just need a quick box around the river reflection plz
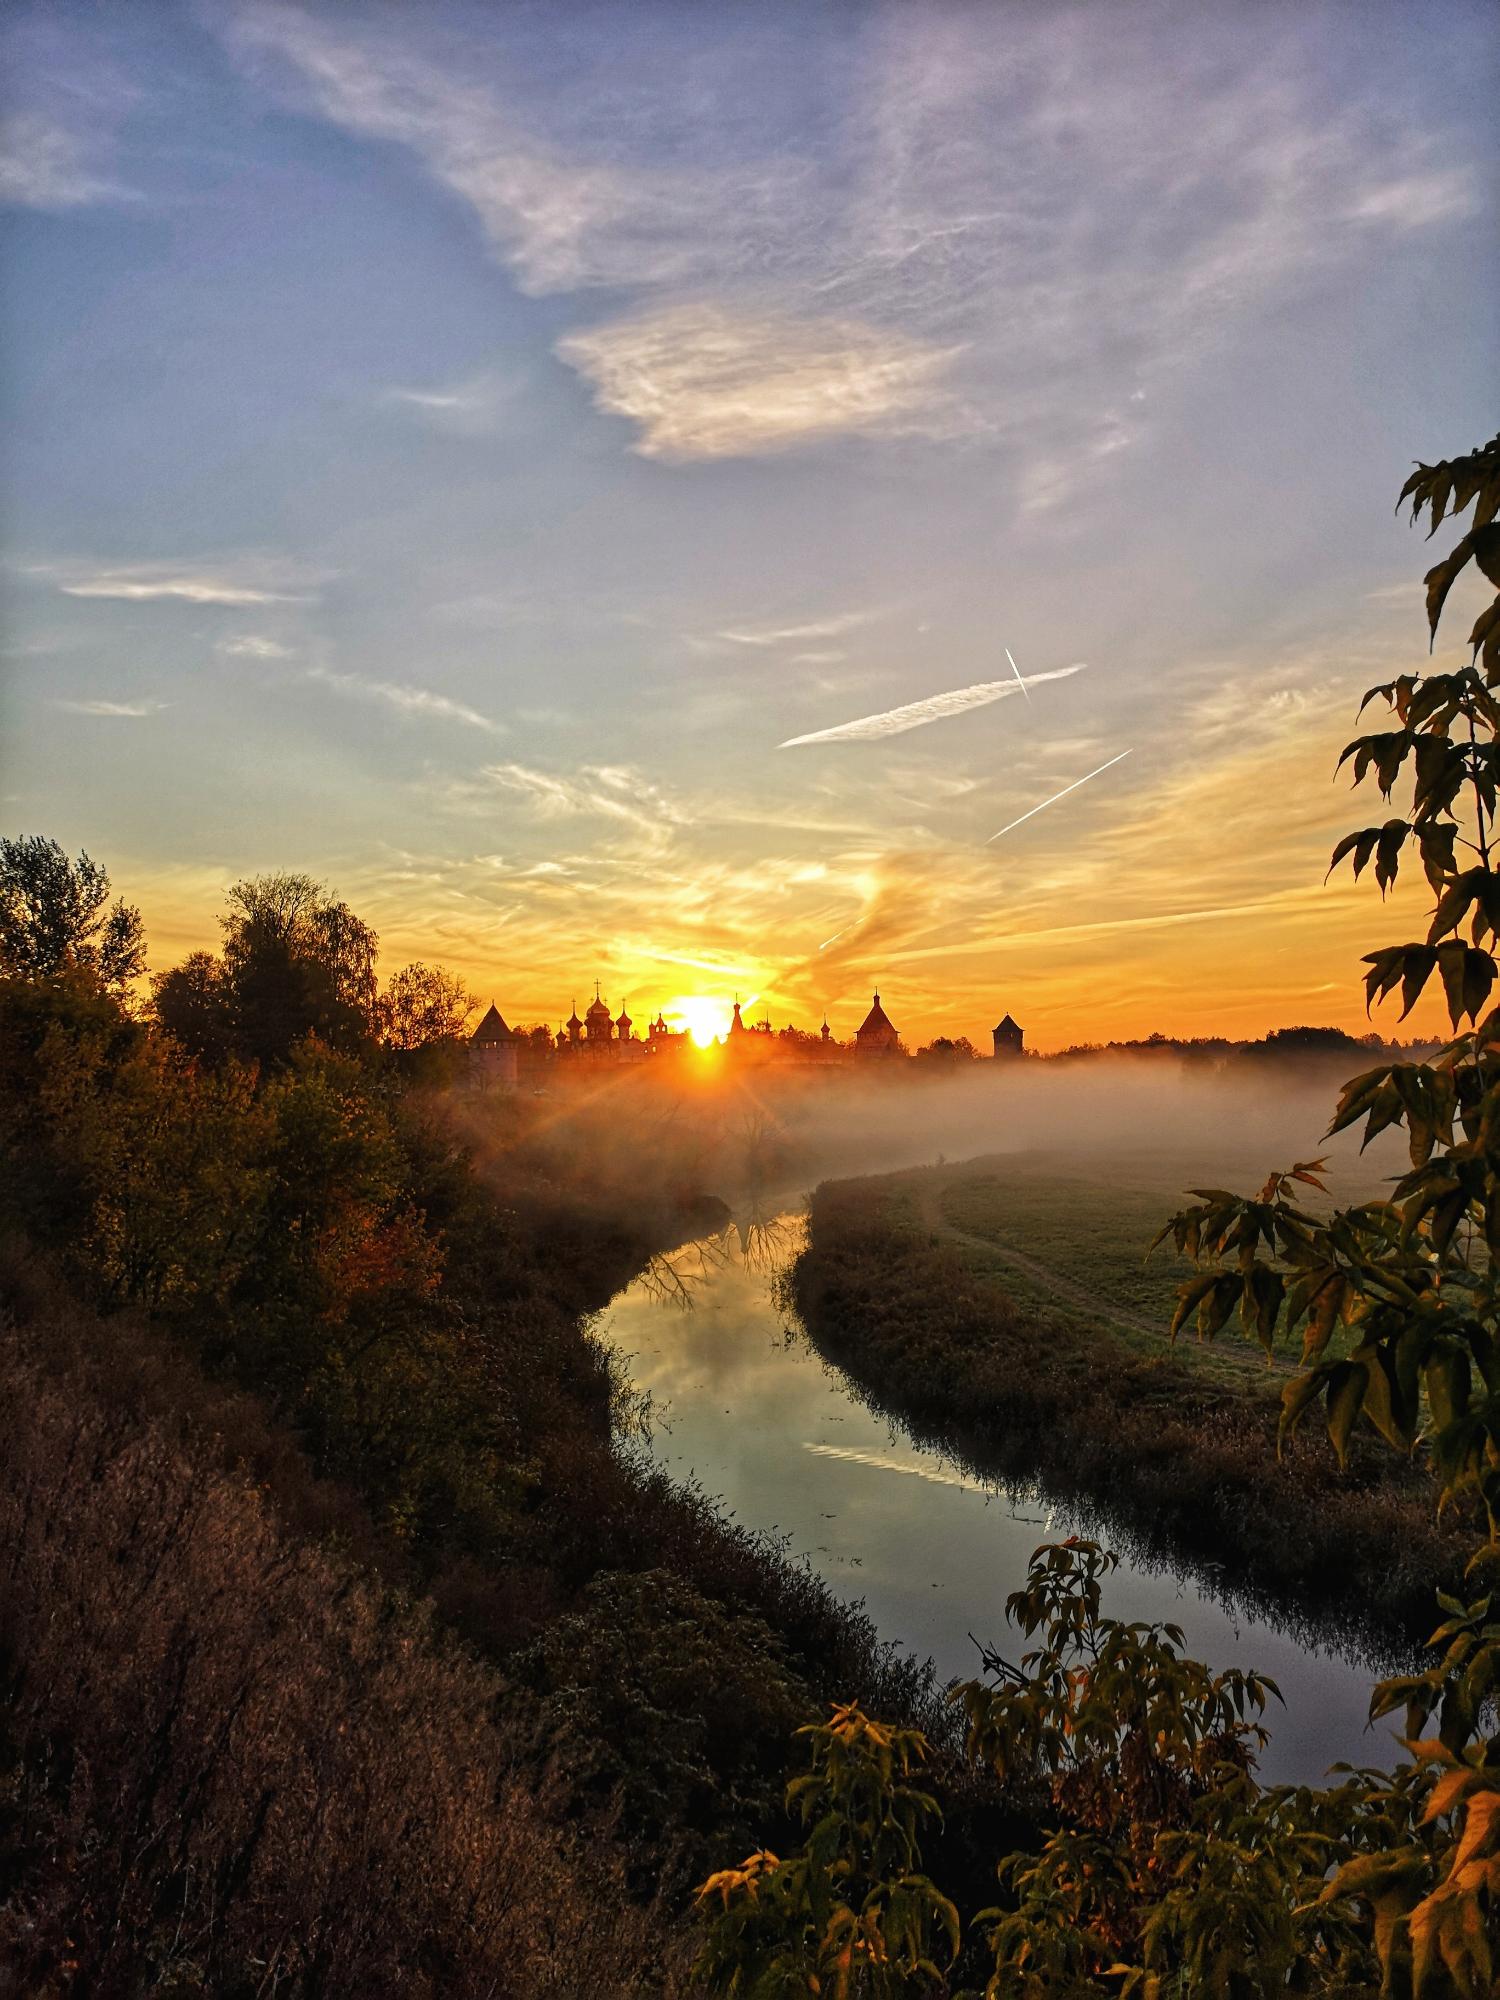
[599,1206,1402,1788]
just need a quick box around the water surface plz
[598,1208,1400,1788]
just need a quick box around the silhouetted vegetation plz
[0,874,942,1986]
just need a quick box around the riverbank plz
[786,1170,1472,1647]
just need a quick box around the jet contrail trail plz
[818,920,858,952]
[986,750,1133,842]
[779,662,1086,747]
[1004,646,1030,703]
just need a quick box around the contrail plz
[986,750,1133,842]
[1004,646,1030,703]
[780,663,1086,748]
[818,921,858,952]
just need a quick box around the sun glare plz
[673,995,730,1047]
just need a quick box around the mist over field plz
[450,1050,1411,1235]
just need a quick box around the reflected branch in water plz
[634,1232,734,1310]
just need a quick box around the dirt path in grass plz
[914,1183,1288,1377]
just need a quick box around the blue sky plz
[3,0,1496,1044]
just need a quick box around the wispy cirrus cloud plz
[381,368,521,434]
[309,666,505,735]
[780,663,1086,747]
[35,557,323,607]
[557,304,963,460]
[55,697,167,718]
[0,112,132,209]
[218,634,295,660]
[463,760,689,862]
[220,4,1478,473]
[709,610,877,650]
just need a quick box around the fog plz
[450,1048,1408,1229]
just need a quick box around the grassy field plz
[868,1146,1396,1390]
[787,1156,1469,1645]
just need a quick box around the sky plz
[2,0,1497,1049]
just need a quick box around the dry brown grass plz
[0,1293,691,1999]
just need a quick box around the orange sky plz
[128,581,1475,1055]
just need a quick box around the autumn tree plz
[0,834,144,990]
[154,872,380,1066]
[376,961,475,1052]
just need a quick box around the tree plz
[0,835,144,990]
[375,962,475,1052]
[152,949,234,1064]
[152,872,380,1066]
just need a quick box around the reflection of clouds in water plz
[599,1197,1388,1785]
[807,1442,991,1497]
[609,1212,815,1407]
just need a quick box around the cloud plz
[780,663,1086,747]
[460,760,690,865]
[0,111,131,209]
[557,304,962,460]
[38,558,323,606]
[711,611,875,649]
[308,666,506,735]
[220,5,1479,485]
[381,369,520,434]
[482,759,684,825]
[225,2,734,294]
[218,634,294,659]
[55,698,166,718]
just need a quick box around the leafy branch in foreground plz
[698,1541,1497,1998]
[1156,433,1500,1550]
[694,1703,958,1998]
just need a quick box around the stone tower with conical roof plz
[993,1013,1024,1058]
[855,992,900,1058]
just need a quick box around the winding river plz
[597,1203,1401,1789]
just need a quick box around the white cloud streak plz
[40,559,322,607]
[219,635,294,659]
[780,663,1086,747]
[712,611,875,649]
[0,111,132,210]
[55,698,166,718]
[309,666,505,735]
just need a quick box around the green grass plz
[870,1147,1394,1392]
[788,1169,1468,1645]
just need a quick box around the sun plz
[673,995,729,1048]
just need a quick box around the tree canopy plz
[0,835,144,991]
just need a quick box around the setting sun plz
[672,995,731,1047]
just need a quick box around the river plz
[597,1204,1403,1789]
